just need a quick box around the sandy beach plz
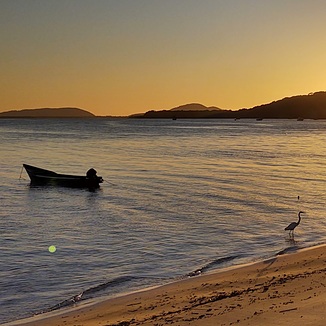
[5,244,326,326]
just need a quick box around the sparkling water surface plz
[0,118,325,324]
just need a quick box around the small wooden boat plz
[23,164,103,189]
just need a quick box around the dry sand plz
[4,244,326,326]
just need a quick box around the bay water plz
[0,118,325,324]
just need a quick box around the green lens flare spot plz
[48,245,57,253]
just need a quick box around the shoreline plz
[3,243,326,326]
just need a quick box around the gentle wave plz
[38,275,141,314]
[38,255,242,316]
[185,255,241,277]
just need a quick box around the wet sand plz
[4,244,326,326]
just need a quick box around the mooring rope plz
[104,179,118,186]
[19,166,24,180]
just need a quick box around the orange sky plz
[1,1,326,116]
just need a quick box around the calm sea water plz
[0,118,325,324]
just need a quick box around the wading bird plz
[285,211,304,237]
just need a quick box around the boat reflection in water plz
[23,164,103,189]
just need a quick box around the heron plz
[285,211,304,237]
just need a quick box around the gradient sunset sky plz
[1,0,326,116]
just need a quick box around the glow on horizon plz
[1,0,326,116]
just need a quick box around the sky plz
[1,0,326,116]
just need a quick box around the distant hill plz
[141,103,222,119]
[0,107,95,118]
[138,92,326,119]
[170,103,221,111]
[235,92,326,119]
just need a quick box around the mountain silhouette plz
[0,107,95,118]
[2,92,326,119]
[235,92,326,119]
[170,103,221,111]
[140,92,326,119]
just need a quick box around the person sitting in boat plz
[86,168,97,179]
[86,168,100,189]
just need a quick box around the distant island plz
[1,92,326,119]
[0,107,95,118]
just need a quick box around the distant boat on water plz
[23,164,103,189]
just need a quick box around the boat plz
[23,164,103,189]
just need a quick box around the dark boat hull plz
[23,164,103,189]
